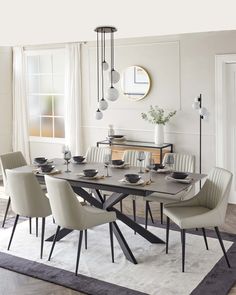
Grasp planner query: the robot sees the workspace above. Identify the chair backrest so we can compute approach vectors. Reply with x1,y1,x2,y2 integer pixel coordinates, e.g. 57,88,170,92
163,153,195,173
85,146,110,163
6,170,51,218
0,151,27,194
198,168,232,218
45,175,85,229
122,150,151,167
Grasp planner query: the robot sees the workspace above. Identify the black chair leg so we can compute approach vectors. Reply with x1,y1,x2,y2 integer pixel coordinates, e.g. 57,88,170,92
40,217,45,259
132,199,136,234
202,228,209,250
166,217,170,254
160,203,163,224
215,226,230,268
109,223,114,263
148,202,154,224
8,214,19,250
48,225,61,261
181,229,186,272
75,231,83,276
85,229,88,250
120,200,123,213
29,217,32,234
2,197,11,228
36,217,38,237
145,201,148,229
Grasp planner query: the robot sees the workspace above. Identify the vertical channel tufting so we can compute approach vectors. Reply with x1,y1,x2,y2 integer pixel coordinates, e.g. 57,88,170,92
163,153,195,173
85,147,110,163
122,150,151,167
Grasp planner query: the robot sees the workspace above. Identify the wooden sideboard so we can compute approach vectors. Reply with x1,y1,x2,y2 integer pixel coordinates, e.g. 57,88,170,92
96,140,173,164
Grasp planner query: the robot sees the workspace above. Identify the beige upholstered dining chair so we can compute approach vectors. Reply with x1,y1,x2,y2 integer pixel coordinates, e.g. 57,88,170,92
6,170,52,259
164,167,232,272
0,151,27,228
145,153,195,228
45,175,117,275
85,146,110,163
122,150,151,226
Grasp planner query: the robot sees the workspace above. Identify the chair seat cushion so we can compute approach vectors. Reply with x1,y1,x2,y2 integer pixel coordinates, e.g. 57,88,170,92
82,205,116,229
145,191,185,204
164,206,210,229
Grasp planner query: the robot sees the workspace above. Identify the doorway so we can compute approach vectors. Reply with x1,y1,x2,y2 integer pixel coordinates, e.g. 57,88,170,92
215,54,236,203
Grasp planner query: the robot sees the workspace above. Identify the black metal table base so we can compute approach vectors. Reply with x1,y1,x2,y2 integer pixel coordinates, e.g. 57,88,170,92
46,186,165,264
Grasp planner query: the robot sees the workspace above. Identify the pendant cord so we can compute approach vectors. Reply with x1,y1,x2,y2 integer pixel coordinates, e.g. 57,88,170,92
101,30,104,99
110,31,113,87
97,31,100,103
103,32,106,62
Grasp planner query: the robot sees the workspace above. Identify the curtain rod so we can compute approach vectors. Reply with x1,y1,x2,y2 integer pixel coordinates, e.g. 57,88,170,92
23,41,87,50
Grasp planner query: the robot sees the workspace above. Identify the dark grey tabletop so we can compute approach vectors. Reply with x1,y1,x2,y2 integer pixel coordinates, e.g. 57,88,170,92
17,159,206,197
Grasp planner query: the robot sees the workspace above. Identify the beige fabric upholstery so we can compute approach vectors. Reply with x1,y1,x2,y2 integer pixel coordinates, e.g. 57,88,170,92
45,176,116,231
6,170,51,218
164,167,232,229
85,146,110,163
0,151,27,195
122,150,151,167
145,153,195,203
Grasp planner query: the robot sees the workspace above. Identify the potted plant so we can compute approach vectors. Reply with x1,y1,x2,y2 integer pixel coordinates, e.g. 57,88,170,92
141,105,176,145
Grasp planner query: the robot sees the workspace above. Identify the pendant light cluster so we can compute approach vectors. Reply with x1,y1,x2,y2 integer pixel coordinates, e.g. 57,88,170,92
95,26,120,120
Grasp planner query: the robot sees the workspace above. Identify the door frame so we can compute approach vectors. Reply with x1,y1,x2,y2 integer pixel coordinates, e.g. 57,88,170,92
215,54,236,204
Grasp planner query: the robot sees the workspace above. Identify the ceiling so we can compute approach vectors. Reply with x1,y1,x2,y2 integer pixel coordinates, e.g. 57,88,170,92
1,0,236,46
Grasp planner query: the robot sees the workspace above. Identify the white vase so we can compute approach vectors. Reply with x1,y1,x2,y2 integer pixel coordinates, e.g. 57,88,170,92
154,124,164,145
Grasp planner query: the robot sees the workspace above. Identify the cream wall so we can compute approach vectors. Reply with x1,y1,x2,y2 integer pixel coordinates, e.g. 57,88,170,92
81,30,236,176
0,47,12,156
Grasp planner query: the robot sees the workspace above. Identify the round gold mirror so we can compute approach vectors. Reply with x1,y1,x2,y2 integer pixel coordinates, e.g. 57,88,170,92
121,66,151,101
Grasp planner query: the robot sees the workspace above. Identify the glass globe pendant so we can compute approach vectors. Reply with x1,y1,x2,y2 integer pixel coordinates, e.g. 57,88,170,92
110,69,120,84
99,98,108,110
107,86,119,101
95,108,103,120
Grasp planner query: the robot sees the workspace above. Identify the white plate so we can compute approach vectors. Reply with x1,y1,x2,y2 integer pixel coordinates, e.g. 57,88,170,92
119,178,144,186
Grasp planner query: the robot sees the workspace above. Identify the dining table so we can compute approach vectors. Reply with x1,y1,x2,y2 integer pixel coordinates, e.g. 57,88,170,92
15,159,206,265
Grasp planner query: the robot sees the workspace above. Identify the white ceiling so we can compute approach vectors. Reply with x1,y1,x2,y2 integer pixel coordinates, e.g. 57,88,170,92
1,0,236,46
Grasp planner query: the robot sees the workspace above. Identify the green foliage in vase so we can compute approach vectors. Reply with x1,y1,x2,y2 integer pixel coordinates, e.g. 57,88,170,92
141,105,177,125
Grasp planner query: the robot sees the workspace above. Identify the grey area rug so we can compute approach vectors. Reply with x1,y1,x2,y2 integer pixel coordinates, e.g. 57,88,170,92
0,216,235,295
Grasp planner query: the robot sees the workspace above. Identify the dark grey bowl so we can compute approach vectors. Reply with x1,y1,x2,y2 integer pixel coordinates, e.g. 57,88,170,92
124,174,141,183
41,165,54,173
112,160,124,166
73,156,85,163
170,172,188,179
34,157,47,165
152,164,165,171
83,169,98,177
108,135,124,139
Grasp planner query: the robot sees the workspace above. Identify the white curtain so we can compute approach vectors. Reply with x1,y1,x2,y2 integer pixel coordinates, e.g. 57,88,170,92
64,43,82,155
12,47,31,163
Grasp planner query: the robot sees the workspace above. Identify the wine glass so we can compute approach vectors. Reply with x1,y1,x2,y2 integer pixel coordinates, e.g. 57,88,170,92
165,154,175,171
148,158,155,181
137,151,146,173
64,150,71,173
104,153,112,177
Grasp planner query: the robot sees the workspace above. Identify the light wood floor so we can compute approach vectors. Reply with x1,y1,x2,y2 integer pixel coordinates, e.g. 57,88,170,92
0,196,235,295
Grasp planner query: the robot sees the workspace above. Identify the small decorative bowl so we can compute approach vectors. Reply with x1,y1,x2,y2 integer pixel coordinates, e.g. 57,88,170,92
73,156,85,163
112,160,125,166
170,172,188,179
41,164,54,173
34,157,48,165
83,169,98,177
124,174,141,183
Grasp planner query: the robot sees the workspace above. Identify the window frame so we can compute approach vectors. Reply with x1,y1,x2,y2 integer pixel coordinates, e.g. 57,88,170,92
25,48,66,143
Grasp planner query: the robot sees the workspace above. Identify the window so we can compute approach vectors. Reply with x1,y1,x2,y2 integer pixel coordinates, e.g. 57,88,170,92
26,49,65,140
